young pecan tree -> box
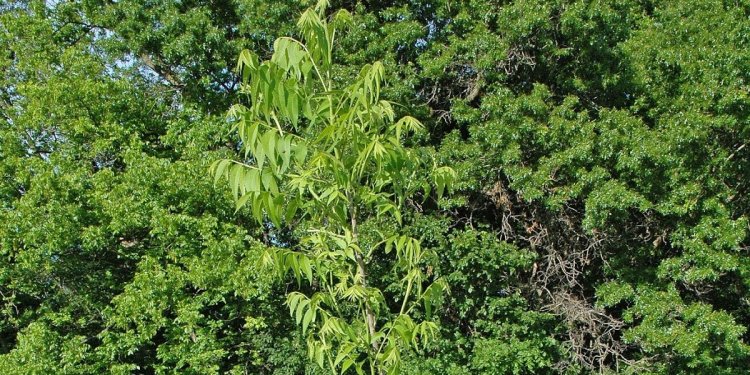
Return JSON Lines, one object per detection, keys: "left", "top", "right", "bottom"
{"left": 212, "top": 2, "right": 455, "bottom": 374}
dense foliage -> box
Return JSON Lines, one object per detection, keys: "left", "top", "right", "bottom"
{"left": 1, "top": 0, "right": 748, "bottom": 374}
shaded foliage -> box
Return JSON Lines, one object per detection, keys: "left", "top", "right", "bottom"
{"left": 1, "top": 0, "right": 748, "bottom": 374}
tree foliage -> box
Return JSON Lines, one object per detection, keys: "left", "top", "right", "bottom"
{"left": 212, "top": 3, "right": 454, "bottom": 373}
{"left": 1, "top": 0, "right": 749, "bottom": 374}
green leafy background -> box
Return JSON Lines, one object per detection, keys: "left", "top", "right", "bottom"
{"left": 1, "top": 0, "right": 748, "bottom": 374}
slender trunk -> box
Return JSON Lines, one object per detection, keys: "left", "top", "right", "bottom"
{"left": 350, "top": 204, "right": 378, "bottom": 351}
{"left": 355, "top": 250, "right": 377, "bottom": 341}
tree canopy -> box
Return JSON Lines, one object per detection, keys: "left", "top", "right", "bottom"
{"left": 1, "top": 0, "right": 749, "bottom": 374}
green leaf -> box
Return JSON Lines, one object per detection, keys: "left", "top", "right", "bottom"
{"left": 279, "top": 135, "right": 292, "bottom": 173}
{"left": 341, "top": 358, "right": 355, "bottom": 374}
{"left": 314, "top": 343, "right": 325, "bottom": 369}
{"left": 246, "top": 122, "right": 260, "bottom": 153}
{"left": 252, "top": 193, "right": 264, "bottom": 222}
{"left": 230, "top": 164, "right": 244, "bottom": 199}
{"left": 302, "top": 307, "right": 314, "bottom": 334}
{"left": 237, "top": 49, "right": 259, "bottom": 81}
{"left": 293, "top": 142, "right": 308, "bottom": 166}
{"left": 285, "top": 198, "right": 299, "bottom": 223}
{"left": 235, "top": 193, "right": 251, "bottom": 211}
{"left": 243, "top": 168, "right": 260, "bottom": 193}
{"left": 334, "top": 342, "right": 355, "bottom": 367}
{"left": 296, "top": 299, "right": 309, "bottom": 325}
{"left": 261, "top": 170, "right": 278, "bottom": 194}
{"left": 255, "top": 142, "right": 266, "bottom": 170}
{"left": 266, "top": 193, "right": 281, "bottom": 226}
{"left": 261, "top": 130, "right": 277, "bottom": 168}
{"left": 299, "top": 255, "right": 313, "bottom": 284}
{"left": 210, "top": 159, "right": 231, "bottom": 185}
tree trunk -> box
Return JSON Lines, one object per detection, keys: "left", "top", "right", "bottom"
{"left": 350, "top": 204, "right": 378, "bottom": 352}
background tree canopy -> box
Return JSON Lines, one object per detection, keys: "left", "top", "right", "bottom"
{"left": 1, "top": 0, "right": 749, "bottom": 374}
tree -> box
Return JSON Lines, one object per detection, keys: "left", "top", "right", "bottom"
{"left": 2, "top": 1, "right": 749, "bottom": 374}
{"left": 212, "top": 2, "right": 454, "bottom": 374}
{"left": 0, "top": 2, "right": 313, "bottom": 373}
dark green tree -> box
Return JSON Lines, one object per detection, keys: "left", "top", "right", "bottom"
{"left": 1, "top": 0, "right": 748, "bottom": 374}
